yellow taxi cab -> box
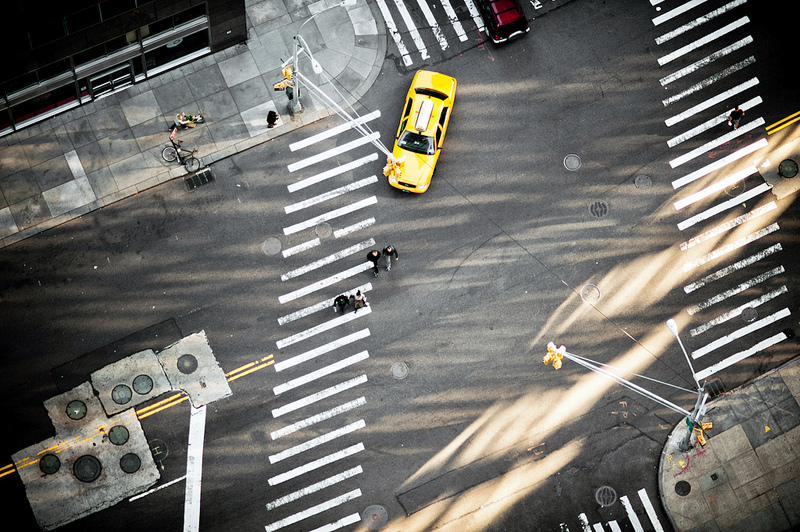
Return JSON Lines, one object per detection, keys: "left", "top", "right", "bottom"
{"left": 387, "top": 70, "right": 457, "bottom": 193}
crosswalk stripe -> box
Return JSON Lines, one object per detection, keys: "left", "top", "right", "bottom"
{"left": 683, "top": 223, "right": 779, "bottom": 272}
{"left": 269, "top": 420, "right": 366, "bottom": 463}
{"left": 268, "top": 443, "right": 365, "bottom": 484}
{"left": 283, "top": 196, "right": 378, "bottom": 235}
{"left": 266, "top": 466, "right": 363, "bottom": 510}
{"left": 274, "top": 352, "right": 369, "bottom": 395}
{"left": 285, "top": 176, "right": 378, "bottom": 214}
{"left": 660, "top": 36, "right": 753, "bottom": 87}
{"left": 637, "top": 488, "right": 664, "bottom": 532}
{"left": 677, "top": 182, "right": 771, "bottom": 231}
{"left": 658, "top": 16, "right": 748, "bottom": 66}
{"left": 288, "top": 133, "right": 380, "bottom": 173}
{"left": 668, "top": 96, "right": 761, "bottom": 148}
{"left": 690, "top": 285, "right": 788, "bottom": 337}
{"left": 692, "top": 308, "right": 791, "bottom": 359}
{"left": 276, "top": 305, "right": 372, "bottom": 348}
{"left": 608, "top": 521, "right": 622, "bottom": 532}
{"left": 264, "top": 489, "right": 362, "bottom": 531}
{"left": 271, "top": 375, "right": 368, "bottom": 418}
{"left": 653, "top": 0, "right": 710, "bottom": 26}
{"left": 687, "top": 266, "right": 785, "bottom": 315}
{"left": 673, "top": 165, "right": 757, "bottom": 210}
{"left": 680, "top": 202, "right": 776, "bottom": 251}
{"left": 375, "top": 0, "right": 413, "bottom": 66}
{"left": 415, "top": 0, "right": 448, "bottom": 50}
{"left": 695, "top": 332, "right": 788, "bottom": 380}
{"left": 669, "top": 117, "right": 764, "bottom": 168}
{"left": 288, "top": 153, "right": 379, "bottom": 192}
{"left": 277, "top": 284, "right": 372, "bottom": 325}
{"left": 281, "top": 239, "right": 375, "bottom": 281}
{"left": 275, "top": 329, "right": 371, "bottom": 371}
{"left": 592, "top": 524, "right": 603, "bottom": 532}
{"left": 271, "top": 397, "right": 367, "bottom": 440}
{"left": 672, "top": 138, "right": 767, "bottom": 188}
{"left": 278, "top": 262, "right": 373, "bottom": 305}
{"left": 655, "top": 0, "right": 748, "bottom": 44}
{"left": 662, "top": 55, "right": 755, "bottom": 106}
{"left": 283, "top": 238, "right": 321, "bottom": 258}
{"left": 665, "top": 77, "right": 758, "bottom": 127}
{"left": 290, "top": 111, "right": 382, "bottom": 152}
{"left": 391, "top": 0, "right": 429, "bottom": 60}
{"left": 441, "top": 0, "right": 469, "bottom": 41}
{"left": 334, "top": 218, "right": 376, "bottom": 239}
{"left": 620, "top": 495, "right": 644, "bottom": 532}
{"left": 308, "top": 513, "right": 361, "bottom": 532}
{"left": 684, "top": 243, "right": 782, "bottom": 293}
{"left": 462, "top": 0, "right": 486, "bottom": 33}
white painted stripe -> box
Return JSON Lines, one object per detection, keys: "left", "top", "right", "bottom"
{"left": 662, "top": 56, "right": 755, "bottom": 106}
{"left": 271, "top": 397, "right": 367, "bottom": 440}
{"left": 264, "top": 489, "right": 362, "bottom": 531}
{"left": 672, "top": 138, "right": 767, "bottom": 188}
{"left": 266, "top": 467, "right": 363, "bottom": 510}
{"left": 335, "top": 217, "right": 375, "bottom": 238}
{"left": 285, "top": 176, "right": 378, "bottom": 214}
{"left": 392, "top": 0, "right": 429, "bottom": 60}
{"left": 276, "top": 305, "right": 372, "bottom": 348}
{"left": 308, "top": 513, "right": 361, "bottom": 532}
{"left": 677, "top": 182, "right": 771, "bottom": 231}
{"left": 275, "top": 329, "right": 371, "bottom": 371}
{"left": 660, "top": 37, "right": 752, "bottom": 87}
{"left": 267, "top": 443, "right": 365, "bottom": 485}
{"left": 680, "top": 202, "right": 776, "bottom": 250}
{"left": 653, "top": 0, "right": 708, "bottom": 26}
{"left": 673, "top": 165, "right": 757, "bottom": 210}
{"left": 655, "top": 0, "right": 747, "bottom": 44}
{"left": 608, "top": 521, "right": 623, "bottom": 532}
{"left": 290, "top": 110, "right": 382, "bottom": 152}
{"left": 592, "top": 524, "right": 603, "bottom": 532}
{"left": 415, "top": 0, "right": 448, "bottom": 50}
{"left": 666, "top": 78, "right": 758, "bottom": 127}
{"left": 281, "top": 239, "right": 375, "bottom": 281}
{"left": 693, "top": 308, "right": 791, "bottom": 359}
{"left": 269, "top": 419, "right": 366, "bottom": 463}
{"left": 690, "top": 285, "right": 788, "bottom": 337}
{"left": 130, "top": 474, "right": 186, "bottom": 501}
{"left": 441, "top": 0, "right": 468, "bottom": 41}
{"left": 282, "top": 238, "right": 320, "bottom": 258}
{"left": 695, "top": 332, "right": 788, "bottom": 381}
{"left": 283, "top": 196, "right": 377, "bottom": 235}
{"left": 65, "top": 150, "right": 87, "bottom": 178}
{"left": 577, "top": 513, "right": 591, "bottom": 532}
{"left": 288, "top": 153, "right": 379, "bottom": 192}
{"left": 658, "top": 17, "right": 749, "bottom": 66}
{"left": 620, "top": 495, "right": 644, "bottom": 532}
{"left": 183, "top": 405, "right": 207, "bottom": 532}
{"left": 638, "top": 488, "right": 665, "bottom": 532}
{"left": 462, "top": 0, "right": 486, "bottom": 32}
{"left": 277, "top": 284, "right": 372, "bottom": 325}
{"left": 684, "top": 243, "right": 782, "bottom": 293}
{"left": 683, "top": 223, "right": 779, "bottom": 272}
{"left": 278, "top": 262, "right": 373, "bottom": 304}
{"left": 650, "top": 0, "right": 665, "bottom": 5}
{"left": 668, "top": 96, "right": 761, "bottom": 148}
{"left": 288, "top": 133, "right": 380, "bottom": 173}
{"left": 374, "top": 0, "right": 413, "bottom": 66}
{"left": 271, "top": 375, "right": 368, "bottom": 418}
{"left": 689, "top": 266, "right": 785, "bottom": 315}
{"left": 274, "top": 351, "right": 369, "bottom": 395}
{"left": 669, "top": 117, "right": 765, "bottom": 168}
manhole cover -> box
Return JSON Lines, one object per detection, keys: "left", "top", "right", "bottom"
{"left": 392, "top": 362, "right": 409, "bottom": 380}
{"left": 778, "top": 159, "right": 798, "bottom": 178}
{"left": 133, "top": 374, "right": 154, "bottom": 395}
{"left": 73, "top": 455, "right": 102, "bottom": 483}
{"left": 66, "top": 400, "right": 87, "bottom": 420}
{"left": 581, "top": 284, "right": 601, "bottom": 303}
{"left": 595, "top": 485, "right": 618, "bottom": 507}
{"left": 262, "top": 237, "right": 282, "bottom": 256}
{"left": 177, "top": 354, "right": 199, "bottom": 374}
{"left": 120, "top": 453, "right": 141, "bottom": 474}
{"left": 362, "top": 505, "right": 388, "bottom": 530}
{"left": 316, "top": 222, "right": 333, "bottom": 238}
{"left": 589, "top": 200, "right": 609, "bottom": 218}
{"left": 742, "top": 307, "right": 758, "bottom": 323}
{"left": 39, "top": 454, "right": 60, "bottom": 475}
{"left": 564, "top": 154, "right": 582, "bottom": 171}
{"left": 634, "top": 175, "right": 652, "bottom": 189}
{"left": 149, "top": 439, "right": 169, "bottom": 463}
{"left": 112, "top": 384, "right": 133, "bottom": 405}
{"left": 109, "top": 425, "right": 130, "bottom": 445}
{"left": 675, "top": 480, "right": 691, "bottom": 496}
{"left": 725, "top": 180, "right": 746, "bottom": 197}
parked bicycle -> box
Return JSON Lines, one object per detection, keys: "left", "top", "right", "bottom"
{"left": 162, "top": 129, "right": 201, "bottom": 172}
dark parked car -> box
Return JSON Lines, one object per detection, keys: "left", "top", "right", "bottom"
{"left": 477, "top": 0, "right": 530, "bottom": 44}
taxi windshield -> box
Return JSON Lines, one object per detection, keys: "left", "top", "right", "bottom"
{"left": 397, "top": 131, "right": 435, "bottom": 155}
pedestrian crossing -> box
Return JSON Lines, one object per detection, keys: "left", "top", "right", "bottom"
{"left": 263, "top": 113, "right": 385, "bottom": 531}
{"left": 559, "top": 487, "right": 664, "bottom": 532}
{"left": 654, "top": 0, "right": 794, "bottom": 383}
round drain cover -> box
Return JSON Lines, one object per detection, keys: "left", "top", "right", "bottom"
{"left": 177, "top": 354, "right": 199, "bottom": 374}
{"left": 73, "top": 455, "right": 102, "bottom": 483}
{"left": 66, "top": 400, "right": 87, "bottom": 420}
{"left": 262, "top": 237, "right": 282, "bottom": 256}
{"left": 133, "top": 374, "right": 154, "bottom": 395}
{"left": 742, "top": 307, "right": 758, "bottom": 323}
{"left": 581, "top": 284, "right": 601, "bottom": 303}
{"left": 595, "top": 485, "right": 618, "bottom": 507}
{"left": 39, "top": 454, "right": 60, "bottom": 475}
{"left": 362, "top": 505, "right": 388, "bottom": 530}
{"left": 564, "top": 154, "right": 582, "bottom": 171}
{"left": 316, "top": 222, "right": 333, "bottom": 238}
{"left": 778, "top": 159, "right": 798, "bottom": 178}
{"left": 675, "top": 480, "right": 691, "bottom": 496}
{"left": 120, "top": 453, "right": 141, "bottom": 474}
{"left": 634, "top": 175, "right": 652, "bottom": 189}
{"left": 112, "top": 384, "right": 133, "bottom": 405}
{"left": 392, "top": 362, "right": 409, "bottom": 380}
{"left": 589, "top": 200, "right": 609, "bottom": 218}
{"left": 109, "top": 425, "right": 130, "bottom": 445}
{"left": 725, "top": 179, "right": 746, "bottom": 197}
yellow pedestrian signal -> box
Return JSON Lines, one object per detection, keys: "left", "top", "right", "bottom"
{"left": 273, "top": 80, "right": 293, "bottom": 92}
{"left": 543, "top": 342, "right": 566, "bottom": 370}
{"left": 282, "top": 65, "right": 293, "bottom": 80}
{"left": 382, "top": 156, "right": 405, "bottom": 179}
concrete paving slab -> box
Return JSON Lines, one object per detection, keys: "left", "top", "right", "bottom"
{"left": 31, "top": 155, "right": 74, "bottom": 193}
{"left": 86, "top": 166, "right": 119, "bottom": 200}
{"left": 241, "top": 100, "right": 283, "bottom": 138}
{"left": 120, "top": 91, "right": 163, "bottom": 127}
{"left": 62, "top": 115, "right": 99, "bottom": 149}
{"left": 90, "top": 349, "right": 172, "bottom": 416}
{"left": 218, "top": 50, "right": 261, "bottom": 87}
{"left": 0, "top": 143, "right": 31, "bottom": 180}
{"left": 88, "top": 105, "right": 129, "bottom": 140}
{"left": 97, "top": 128, "right": 140, "bottom": 166}
{"left": 156, "top": 330, "right": 232, "bottom": 407}
{"left": 152, "top": 77, "right": 195, "bottom": 115}
{"left": 251, "top": 31, "right": 292, "bottom": 74}
{"left": 198, "top": 88, "right": 240, "bottom": 121}
{"left": 186, "top": 64, "right": 228, "bottom": 101}
{"left": 1, "top": 170, "right": 42, "bottom": 205}
{"left": 9, "top": 193, "right": 50, "bottom": 231}
{"left": 42, "top": 176, "right": 96, "bottom": 217}
{"left": 0, "top": 207, "right": 18, "bottom": 238}
{"left": 230, "top": 75, "right": 272, "bottom": 112}
{"left": 20, "top": 129, "right": 65, "bottom": 165}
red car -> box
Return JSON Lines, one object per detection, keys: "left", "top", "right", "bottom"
{"left": 477, "top": 0, "right": 530, "bottom": 44}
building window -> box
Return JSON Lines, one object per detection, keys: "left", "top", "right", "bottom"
{"left": 10, "top": 83, "right": 79, "bottom": 125}
{"left": 144, "top": 29, "right": 208, "bottom": 75}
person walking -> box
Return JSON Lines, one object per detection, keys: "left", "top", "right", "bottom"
{"left": 353, "top": 290, "right": 368, "bottom": 313}
{"left": 367, "top": 250, "right": 381, "bottom": 276}
{"left": 382, "top": 245, "right": 398, "bottom": 271}
{"left": 333, "top": 294, "right": 350, "bottom": 313}
{"left": 267, "top": 110, "right": 279, "bottom": 128}
{"left": 728, "top": 106, "right": 745, "bottom": 129}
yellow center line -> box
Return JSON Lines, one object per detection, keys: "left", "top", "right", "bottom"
{"left": 766, "top": 110, "right": 800, "bottom": 135}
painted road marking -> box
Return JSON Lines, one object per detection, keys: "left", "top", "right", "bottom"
{"left": 695, "top": 332, "right": 788, "bottom": 381}
{"left": 285, "top": 176, "right": 378, "bottom": 214}
{"left": 308, "top": 513, "right": 361, "bottom": 532}
{"left": 660, "top": 36, "right": 752, "bottom": 87}
{"left": 653, "top": 0, "right": 709, "bottom": 26}
{"left": 690, "top": 285, "right": 788, "bottom": 337}
{"left": 668, "top": 96, "right": 761, "bottom": 148}
{"left": 672, "top": 138, "right": 767, "bottom": 189}
{"left": 267, "top": 443, "right": 365, "bottom": 485}
{"left": 415, "top": 0, "right": 448, "bottom": 50}
{"left": 673, "top": 165, "right": 758, "bottom": 210}
{"left": 271, "top": 375, "right": 368, "bottom": 418}
{"left": 658, "top": 17, "right": 749, "bottom": 66}
{"left": 288, "top": 153, "right": 379, "bottom": 192}
{"left": 683, "top": 223, "right": 779, "bottom": 272}
{"left": 620, "top": 495, "right": 644, "bottom": 532}
{"left": 677, "top": 182, "right": 771, "bottom": 231}
{"left": 766, "top": 110, "right": 800, "bottom": 135}
{"left": 693, "top": 308, "right": 791, "bottom": 359}
{"left": 282, "top": 237, "right": 321, "bottom": 258}
{"left": 276, "top": 305, "right": 372, "bottom": 348}
{"left": 183, "top": 405, "right": 207, "bottom": 532}
{"left": 271, "top": 397, "right": 367, "bottom": 440}
{"left": 275, "top": 329, "right": 371, "bottom": 370}
{"left": 281, "top": 239, "right": 375, "bottom": 281}
{"left": 662, "top": 56, "right": 755, "bottom": 106}
{"left": 374, "top": 0, "right": 413, "bottom": 66}
{"left": 266, "top": 466, "right": 363, "bottom": 509}
{"left": 687, "top": 266, "right": 785, "bottom": 315}
{"left": 680, "top": 202, "right": 776, "bottom": 251}
{"left": 290, "top": 111, "right": 381, "bottom": 152}
{"left": 666, "top": 77, "right": 758, "bottom": 127}
{"left": 684, "top": 243, "right": 782, "bottom": 293}
{"left": 441, "top": 0, "right": 468, "bottom": 41}
{"left": 334, "top": 217, "right": 375, "bottom": 239}
{"left": 287, "top": 133, "right": 380, "bottom": 173}
{"left": 669, "top": 117, "right": 764, "bottom": 168}
{"left": 462, "top": 0, "right": 485, "bottom": 33}
{"left": 277, "top": 284, "right": 372, "bottom": 325}
{"left": 264, "top": 489, "right": 362, "bottom": 531}
{"left": 283, "top": 196, "right": 377, "bottom": 235}
{"left": 269, "top": 420, "right": 366, "bottom": 463}
{"left": 391, "top": 0, "right": 429, "bottom": 61}
{"left": 278, "top": 262, "right": 373, "bottom": 305}
{"left": 273, "top": 351, "right": 369, "bottom": 395}
{"left": 655, "top": 0, "right": 747, "bottom": 44}
{"left": 638, "top": 488, "right": 665, "bottom": 532}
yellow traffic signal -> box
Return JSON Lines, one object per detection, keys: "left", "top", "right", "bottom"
{"left": 282, "top": 65, "right": 293, "bottom": 80}
{"left": 382, "top": 156, "right": 405, "bottom": 179}
{"left": 543, "top": 341, "right": 566, "bottom": 370}
{"left": 273, "top": 80, "right": 293, "bottom": 91}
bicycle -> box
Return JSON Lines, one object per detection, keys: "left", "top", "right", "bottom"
{"left": 162, "top": 131, "right": 201, "bottom": 173}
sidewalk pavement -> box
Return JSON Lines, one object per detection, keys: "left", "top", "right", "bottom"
{"left": 0, "top": 0, "right": 386, "bottom": 250}
{"left": 660, "top": 356, "right": 800, "bottom": 531}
